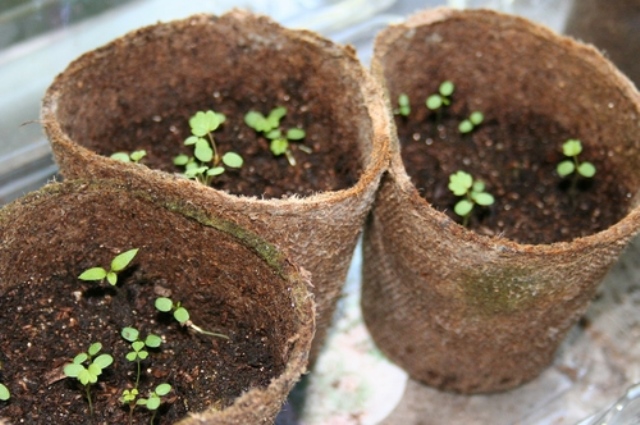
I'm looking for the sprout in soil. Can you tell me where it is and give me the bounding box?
[121,388,139,424]
[154,297,229,339]
[111,150,147,164]
[0,383,9,401]
[448,170,495,227]
[394,93,411,117]
[78,248,139,286]
[174,110,243,185]
[426,80,455,111]
[63,342,114,415]
[136,383,172,424]
[121,327,162,389]
[458,111,484,134]
[557,139,596,179]
[121,383,171,425]
[244,106,308,166]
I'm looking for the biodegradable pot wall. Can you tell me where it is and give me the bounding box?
[361,8,640,394]
[564,0,640,86]
[0,179,315,424]
[41,10,389,365]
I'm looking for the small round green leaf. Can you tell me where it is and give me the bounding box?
[145,395,161,410]
[439,81,455,97]
[130,150,146,162]
[190,110,221,136]
[131,341,145,352]
[214,112,226,125]
[88,342,102,356]
[244,111,267,131]
[222,152,243,168]
[111,248,139,272]
[426,95,442,110]
[145,335,162,348]
[155,383,172,396]
[121,327,139,342]
[64,363,84,378]
[155,297,173,312]
[286,128,306,140]
[266,129,282,140]
[0,384,10,401]
[110,152,131,162]
[578,162,596,178]
[73,353,88,364]
[137,351,149,360]
[78,368,94,385]
[454,199,474,217]
[93,354,114,370]
[126,352,138,362]
[267,107,287,128]
[270,139,288,156]
[472,180,486,193]
[174,307,190,324]
[194,138,213,163]
[473,192,495,206]
[78,267,107,282]
[173,154,190,166]
[470,111,484,125]
[121,388,138,403]
[562,139,582,157]
[106,271,118,286]
[185,166,208,178]
[458,120,473,134]
[206,166,225,177]
[184,135,200,146]
[448,171,473,196]
[88,364,103,380]
[398,93,410,107]
[557,160,575,177]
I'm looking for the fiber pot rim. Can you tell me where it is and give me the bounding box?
[39,9,391,211]
[372,7,640,254]
[0,178,316,424]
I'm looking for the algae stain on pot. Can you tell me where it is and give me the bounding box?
[461,266,551,315]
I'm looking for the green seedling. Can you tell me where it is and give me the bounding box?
[174,110,243,185]
[426,80,455,111]
[78,248,139,286]
[121,327,162,388]
[458,111,484,134]
[0,383,9,401]
[121,387,139,424]
[137,383,172,424]
[244,106,307,166]
[557,139,596,179]
[394,93,411,117]
[111,150,147,164]
[63,342,114,415]
[448,170,495,227]
[155,297,229,339]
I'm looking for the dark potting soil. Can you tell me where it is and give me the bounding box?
[396,107,632,245]
[93,92,362,200]
[0,272,280,424]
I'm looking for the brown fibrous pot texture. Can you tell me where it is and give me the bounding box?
[362,8,640,394]
[41,10,390,365]
[0,179,315,424]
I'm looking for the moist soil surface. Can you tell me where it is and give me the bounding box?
[95,92,362,200]
[0,273,280,424]
[396,105,632,245]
